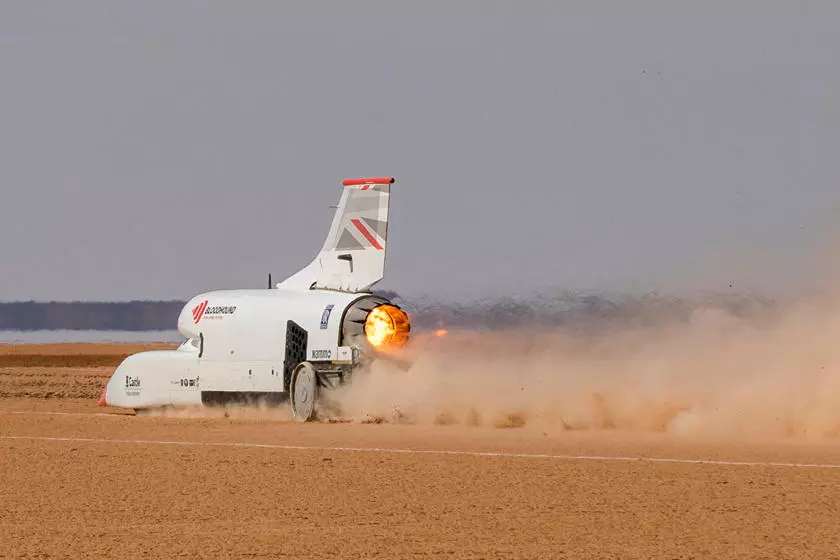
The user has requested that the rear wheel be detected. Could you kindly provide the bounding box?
[290,362,318,422]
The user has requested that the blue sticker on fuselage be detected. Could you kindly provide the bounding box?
[320,304,335,329]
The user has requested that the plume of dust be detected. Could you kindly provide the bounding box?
[140,402,293,421]
[332,295,840,440]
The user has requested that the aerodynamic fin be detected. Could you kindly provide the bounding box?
[277,177,394,293]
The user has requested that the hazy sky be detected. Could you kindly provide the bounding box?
[2,2,839,302]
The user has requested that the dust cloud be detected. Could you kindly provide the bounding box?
[333,294,840,439]
[141,402,293,421]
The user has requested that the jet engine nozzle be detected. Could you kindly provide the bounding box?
[364,304,410,348]
[341,296,410,351]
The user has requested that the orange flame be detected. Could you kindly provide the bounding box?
[365,305,410,348]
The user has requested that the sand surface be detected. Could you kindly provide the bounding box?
[2,344,840,559]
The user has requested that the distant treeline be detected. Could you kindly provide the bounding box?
[0,292,778,332]
[0,301,184,331]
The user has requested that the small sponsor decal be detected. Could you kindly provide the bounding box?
[125,375,141,396]
[320,304,335,329]
[311,349,332,360]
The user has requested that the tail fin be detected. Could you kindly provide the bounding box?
[277,177,394,293]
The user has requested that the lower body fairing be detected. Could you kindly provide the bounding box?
[101,350,202,410]
[100,351,358,416]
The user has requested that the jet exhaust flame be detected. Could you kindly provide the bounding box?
[365,305,410,348]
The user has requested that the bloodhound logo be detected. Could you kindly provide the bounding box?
[192,300,237,324]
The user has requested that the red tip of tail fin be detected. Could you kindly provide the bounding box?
[97,386,107,407]
[342,177,395,186]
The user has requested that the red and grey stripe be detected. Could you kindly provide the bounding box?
[192,300,208,323]
[350,218,384,250]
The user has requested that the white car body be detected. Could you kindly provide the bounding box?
[99,177,407,420]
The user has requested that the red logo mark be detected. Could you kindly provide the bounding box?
[192,300,208,324]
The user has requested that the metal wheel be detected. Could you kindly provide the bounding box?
[290,361,318,422]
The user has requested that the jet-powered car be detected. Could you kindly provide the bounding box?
[99,177,409,421]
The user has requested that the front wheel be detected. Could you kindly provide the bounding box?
[290,362,318,422]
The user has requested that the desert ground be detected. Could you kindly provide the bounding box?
[3,343,840,559]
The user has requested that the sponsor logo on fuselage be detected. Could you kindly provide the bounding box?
[311,349,332,360]
[193,300,237,324]
[320,304,335,329]
[125,375,141,396]
[169,377,200,389]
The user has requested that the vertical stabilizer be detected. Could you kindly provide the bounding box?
[277,177,394,293]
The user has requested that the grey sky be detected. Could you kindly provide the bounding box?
[1,2,839,302]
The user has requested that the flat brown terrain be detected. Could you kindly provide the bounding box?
[0,342,177,369]
[2,344,840,559]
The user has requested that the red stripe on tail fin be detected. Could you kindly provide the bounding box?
[351,218,384,250]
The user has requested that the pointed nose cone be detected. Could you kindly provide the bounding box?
[97,385,107,407]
